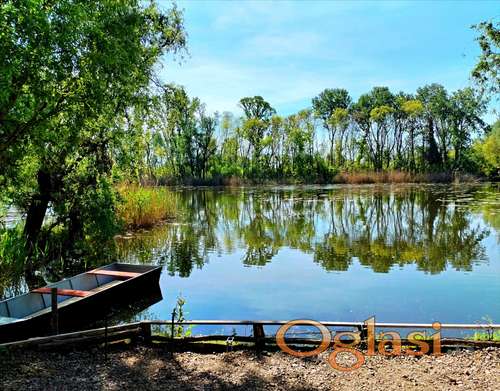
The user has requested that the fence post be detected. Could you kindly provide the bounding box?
[50,288,59,335]
[358,324,368,349]
[141,322,152,344]
[253,323,265,351]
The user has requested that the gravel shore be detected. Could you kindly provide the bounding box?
[1,345,499,390]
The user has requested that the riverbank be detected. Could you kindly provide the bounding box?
[151,170,489,186]
[1,345,498,390]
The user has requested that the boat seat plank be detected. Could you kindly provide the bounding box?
[32,288,92,297]
[25,280,124,319]
[87,270,141,279]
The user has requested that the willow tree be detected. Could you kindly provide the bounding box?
[0,1,186,264]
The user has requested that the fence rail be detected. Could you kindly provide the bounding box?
[143,319,500,329]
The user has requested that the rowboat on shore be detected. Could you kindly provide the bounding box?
[0,263,162,343]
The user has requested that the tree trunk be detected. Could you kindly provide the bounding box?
[425,117,440,167]
[24,169,51,266]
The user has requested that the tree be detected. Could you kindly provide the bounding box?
[0,1,186,262]
[401,99,424,170]
[312,88,351,165]
[473,120,500,176]
[352,87,394,170]
[472,21,500,98]
[239,96,276,120]
[239,96,276,173]
[328,108,350,166]
[416,84,448,167]
[449,88,487,168]
[194,110,218,179]
[369,105,394,170]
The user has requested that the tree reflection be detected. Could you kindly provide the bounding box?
[116,185,492,277]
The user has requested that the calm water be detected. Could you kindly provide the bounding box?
[115,184,500,333]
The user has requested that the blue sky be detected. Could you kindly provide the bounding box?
[159,0,499,116]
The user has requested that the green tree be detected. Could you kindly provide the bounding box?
[353,87,394,170]
[401,99,424,170]
[473,120,500,176]
[194,110,218,179]
[239,96,276,174]
[0,1,186,263]
[472,21,500,98]
[449,88,487,168]
[312,88,351,165]
[416,84,448,167]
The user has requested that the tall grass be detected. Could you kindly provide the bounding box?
[117,185,177,229]
[333,171,480,184]
[0,225,27,297]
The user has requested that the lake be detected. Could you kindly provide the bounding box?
[114,183,500,336]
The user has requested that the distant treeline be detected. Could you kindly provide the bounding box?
[116,84,499,184]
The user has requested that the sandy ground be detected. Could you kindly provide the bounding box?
[0,345,499,390]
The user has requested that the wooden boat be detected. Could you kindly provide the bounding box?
[0,263,162,343]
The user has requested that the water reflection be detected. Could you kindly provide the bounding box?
[117,184,498,276]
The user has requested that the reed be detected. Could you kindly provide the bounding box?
[117,185,177,229]
[334,171,413,184]
[0,225,27,297]
[333,171,480,184]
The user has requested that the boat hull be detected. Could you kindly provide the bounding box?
[0,264,162,343]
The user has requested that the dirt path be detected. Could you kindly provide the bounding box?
[1,346,499,390]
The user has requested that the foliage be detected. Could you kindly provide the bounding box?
[472,120,500,177]
[171,294,193,338]
[0,225,26,274]
[122,82,493,185]
[0,0,186,267]
[472,20,500,98]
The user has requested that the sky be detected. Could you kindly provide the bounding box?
[159,0,499,117]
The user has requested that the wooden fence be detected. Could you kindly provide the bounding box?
[1,319,499,350]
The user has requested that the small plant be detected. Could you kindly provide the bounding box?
[171,294,193,338]
[472,315,498,341]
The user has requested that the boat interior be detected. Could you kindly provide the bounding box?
[0,263,158,325]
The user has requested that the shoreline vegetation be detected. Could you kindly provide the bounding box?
[151,170,488,187]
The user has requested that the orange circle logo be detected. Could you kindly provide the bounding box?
[275,319,332,357]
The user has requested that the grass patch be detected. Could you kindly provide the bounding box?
[117,184,177,229]
[468,330,500,341]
